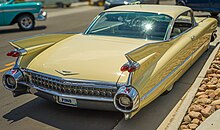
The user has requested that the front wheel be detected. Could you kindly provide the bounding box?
[17,14,35,31]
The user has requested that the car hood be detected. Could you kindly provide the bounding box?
[27,34,156,83]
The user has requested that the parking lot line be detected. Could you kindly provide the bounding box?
[0,66,13,73]
[5,62,15,67]
[0,62,15,73]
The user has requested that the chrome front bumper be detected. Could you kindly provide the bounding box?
[37,10,47,21]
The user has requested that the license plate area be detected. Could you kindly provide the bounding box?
[58,96,77,106]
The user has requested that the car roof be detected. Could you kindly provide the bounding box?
[105,5,191,19]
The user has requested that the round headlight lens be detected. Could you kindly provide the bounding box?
[119,95,132,107]
[6,76,16,88]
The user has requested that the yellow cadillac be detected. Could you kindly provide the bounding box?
[2,5,218,119]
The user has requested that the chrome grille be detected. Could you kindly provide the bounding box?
[26,70,119,98]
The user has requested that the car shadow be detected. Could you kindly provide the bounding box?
[114,44,218,130]
[0,26,47,34]
[3,97,123,130]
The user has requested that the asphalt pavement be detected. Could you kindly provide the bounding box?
[0,4,220,130]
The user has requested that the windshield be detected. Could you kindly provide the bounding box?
[85,12,172,40]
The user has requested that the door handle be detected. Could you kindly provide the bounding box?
[191,35,196,41]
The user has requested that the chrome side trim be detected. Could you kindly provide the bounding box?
[0,8,37,13]
[140,43,205,101]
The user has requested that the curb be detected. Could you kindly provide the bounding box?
[197,109,220,130]
[157,43,220,130]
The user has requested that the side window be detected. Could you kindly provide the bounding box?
[171,11,193,38]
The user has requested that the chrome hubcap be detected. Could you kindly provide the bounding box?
[20,17,33,29]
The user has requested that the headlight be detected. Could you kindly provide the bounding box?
[114,86,140,113]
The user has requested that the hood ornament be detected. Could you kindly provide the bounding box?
[55,70,79,76]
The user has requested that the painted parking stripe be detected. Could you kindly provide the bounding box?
[0,66,13,73]
[5,62,15,67]
[0,62,15,73]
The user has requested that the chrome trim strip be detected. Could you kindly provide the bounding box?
[1,8,37,13]
[30,84,114,102]
[140,43,205,101]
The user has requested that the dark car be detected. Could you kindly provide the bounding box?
[176,0,220,16]
[104,0,159,10]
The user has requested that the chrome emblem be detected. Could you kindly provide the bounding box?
[55,70,79,76]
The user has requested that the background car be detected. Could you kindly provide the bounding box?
[104,0,159,10]
[176,0,220,16]
[0,0,47,30]
[24,0,79,8]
